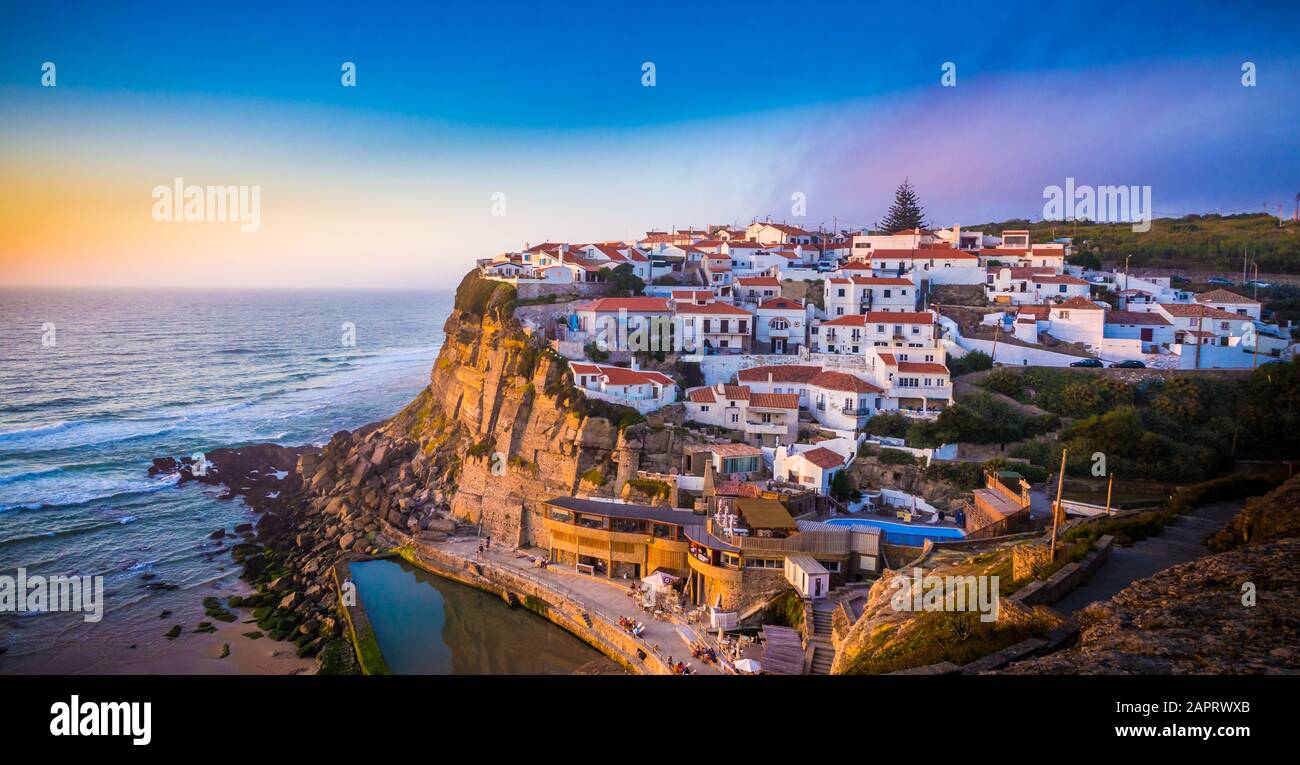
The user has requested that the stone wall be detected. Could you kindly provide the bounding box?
[1010,535,1115,607]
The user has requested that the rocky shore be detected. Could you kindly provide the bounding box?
[149,423,473,673]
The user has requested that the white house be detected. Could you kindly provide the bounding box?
[868,353,952,416]
[1102,311,1175,353]
[1194,289,1262,320]
[683,384,800,446]
[806,370,886,432]
[746,221,818,246]
[674,300,754,354]
[823,275,916,317]
[572,297,673,353]
[754,297,808,354]
[569,362,677,413]
[773,444,850,494]
[1039,297,1107,346]
[733,276,783,307]
[815,311,939,354]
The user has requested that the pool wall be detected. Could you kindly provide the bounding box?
[332,531,674,675]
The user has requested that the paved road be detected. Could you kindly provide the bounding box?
[442,538,722,674]
[1052,500,1243,614]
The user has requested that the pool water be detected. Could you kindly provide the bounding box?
[825,517,966,547]
[348,558,622,675]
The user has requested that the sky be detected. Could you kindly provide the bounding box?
[1,0,1298,288]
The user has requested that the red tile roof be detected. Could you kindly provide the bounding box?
[576,297,671,313]
[897,361,949,375]
[1032,275,1089,285]
[1159,303,1245,320]
[1194,289,1259,305]
[675,302,752,316]
[863,311,935,323]
[1053,297,1104,311]
[749,393,800,409]
[758,297,804,310]
[801,447,847,469]
[1105,311,1172,326]
[686,386,717,403]
[736,276,782,286]
[808,370,882,394]
[737,365,822,383]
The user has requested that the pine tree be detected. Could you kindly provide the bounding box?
[879,178,928,233]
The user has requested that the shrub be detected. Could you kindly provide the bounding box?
[947,350,992,376]
[877,448,917,466]
[580,468,607,486]
[627,478,671,501]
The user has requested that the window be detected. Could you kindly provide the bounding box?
[883,289,892,298]
[770,318,789,330]
[700,405,710,412]
[837,288,846,297]
[730,413,739,423]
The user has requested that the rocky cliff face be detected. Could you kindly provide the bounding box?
[305,274,694,552]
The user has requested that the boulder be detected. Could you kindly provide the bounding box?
[338,532,356,550]
[278,592,303,611]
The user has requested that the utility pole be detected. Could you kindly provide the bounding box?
[1104,473,1114,517]
[1050,449,1068,560]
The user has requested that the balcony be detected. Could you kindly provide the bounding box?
[841,404,872,416]
[743,419,787,436]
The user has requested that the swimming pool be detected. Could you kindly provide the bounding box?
[825,517,966,547]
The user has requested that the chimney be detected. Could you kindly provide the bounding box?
[631,356,640,371]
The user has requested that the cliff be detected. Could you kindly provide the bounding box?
[307,272,695,551]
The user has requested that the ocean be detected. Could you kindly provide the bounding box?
[0,289,451,672]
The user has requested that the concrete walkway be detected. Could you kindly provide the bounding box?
[441,538,723,674]
[1052,500,1243,614]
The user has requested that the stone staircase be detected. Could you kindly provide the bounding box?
[807,605,836,675]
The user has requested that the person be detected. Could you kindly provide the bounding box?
[477,543,483,556]
[486,535,492,550]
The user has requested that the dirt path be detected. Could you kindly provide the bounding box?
[1052,499,1244,614]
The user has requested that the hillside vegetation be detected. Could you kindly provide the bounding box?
[970,213,1299,274]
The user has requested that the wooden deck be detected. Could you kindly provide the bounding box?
[759,625,806,675]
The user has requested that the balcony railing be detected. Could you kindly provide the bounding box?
[841,405,872,416]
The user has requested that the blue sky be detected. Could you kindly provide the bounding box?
[2,0,1298,287]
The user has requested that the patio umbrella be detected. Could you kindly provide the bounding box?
[734,658,761,674]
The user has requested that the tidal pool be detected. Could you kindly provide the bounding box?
[348,557,623,675]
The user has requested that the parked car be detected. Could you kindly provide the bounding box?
[1110,360,1146,368]
[1206,276,1235,286]
[1245,280,1273,289]
[1070,358,1104,367]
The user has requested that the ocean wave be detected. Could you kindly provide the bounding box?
[0,421,72,441]
[0,515,138,547]
[0,466,65,485]
[0,473,179,514]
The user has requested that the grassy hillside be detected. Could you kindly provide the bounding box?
[969,213,1299,275]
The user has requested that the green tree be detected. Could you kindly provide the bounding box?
[830,470,860,503]
[607,263,645,296]
[879,178,928,233]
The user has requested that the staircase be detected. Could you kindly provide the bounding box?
[580,612,594,629]
[807,605,837,675]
